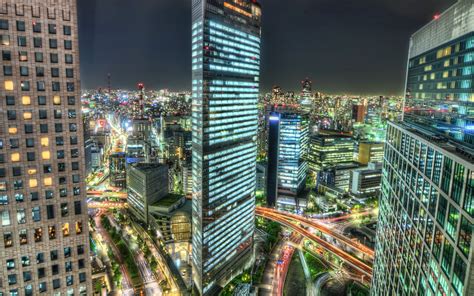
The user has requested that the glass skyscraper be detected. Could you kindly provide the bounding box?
[404,0,474,146]
[0,0,91,295]
[278,112,309,197]
[372,1,474,295]
[191,0,262,294]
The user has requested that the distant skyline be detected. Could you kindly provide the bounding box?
[78,0,455,94]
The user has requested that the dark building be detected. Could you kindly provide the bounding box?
[352,104,366,123]
[109,153,126,188]
[267,113,280,207]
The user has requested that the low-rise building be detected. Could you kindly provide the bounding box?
[350,162,382,197]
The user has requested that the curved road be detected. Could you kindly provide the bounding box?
[256,210,373,278]
[256,208,374,258]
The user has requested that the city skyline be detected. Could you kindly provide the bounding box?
[78,0,455,94]
[1,0,472,295]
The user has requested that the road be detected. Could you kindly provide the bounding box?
[259,234,301,296]
[256,207,374,258]
[107,215,162,296]
[94,210,134,296]
[88,201,128,209]
[259,239,285,296]
[130,220,184,294]
[256,210,373,278]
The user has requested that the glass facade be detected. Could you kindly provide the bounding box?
[404,0,474,146]
[191,0,262,294]
[277,113,309,196]
[372,123,473,295]
[307,134,354,174]
[373,2,474,295]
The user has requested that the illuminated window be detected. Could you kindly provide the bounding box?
[4,81,13,90]
[27,168,37,175]
[11,153,20,162]
[42,151,50,160]
[48,225,56,239]
[443,71,449,78]
[23,112,32,120]
[43,177,52,186]
[22,96,31,105]
[29,179,38,188]
[75,222,82,234]
[62,223,70,237]
[8,127,18,134]
[53,95,61,105]
[444,60,450,67]
[430,73,436,80]
[40,137,49,147]
[424,65,432,71]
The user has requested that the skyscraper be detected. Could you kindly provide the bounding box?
[266,112,280,207]
[191,0,262,294]
[277,112,309,197]
[372,1,474,295]
[0,0,92,295]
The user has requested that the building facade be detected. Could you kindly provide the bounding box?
[404,0,474,146]
[373,1,474,295]
[358,141,384,165]
[308,134,354,175]
[350,162,382,197]
[277,112,309,197]
[191,0,262,294]
[266,112,280,207]
[0,1,92,295]
[127,163,169,225]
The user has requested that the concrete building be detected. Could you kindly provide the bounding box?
[127,163,169,225]
[318,162,361,192]
[358,141,384,165]
[0,1,92,294]
[352,104,366,123]
[350,162,382,197]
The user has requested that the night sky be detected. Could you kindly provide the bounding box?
[78,0,455,94]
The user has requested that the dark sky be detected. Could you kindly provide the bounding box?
[78,0,455,94]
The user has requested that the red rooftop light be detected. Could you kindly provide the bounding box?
[433,14,441,20]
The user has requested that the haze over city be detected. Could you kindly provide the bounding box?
[0,0,472,296]
[78,0,455,94]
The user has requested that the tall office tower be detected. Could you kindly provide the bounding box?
[191,0,262,294]
[0,1,92,295]
[278,112,309,197]
[267,113,280,207]
[372,1,474,295]
[404,0,474,145]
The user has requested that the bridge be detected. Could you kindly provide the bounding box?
[88,201,128,209]
[87,191,128,199]
[87,201,373,278]
[256,207,373,278]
